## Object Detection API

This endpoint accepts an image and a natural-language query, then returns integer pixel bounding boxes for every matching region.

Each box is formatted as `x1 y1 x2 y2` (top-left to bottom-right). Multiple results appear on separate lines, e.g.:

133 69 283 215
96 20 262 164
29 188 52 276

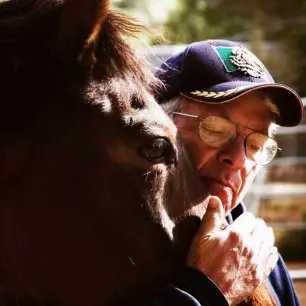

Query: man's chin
210 193 233 215
202 182 235 214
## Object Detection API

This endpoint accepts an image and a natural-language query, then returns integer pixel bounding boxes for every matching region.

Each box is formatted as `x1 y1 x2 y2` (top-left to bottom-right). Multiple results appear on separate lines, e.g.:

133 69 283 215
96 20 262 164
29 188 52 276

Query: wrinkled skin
187 197 278 306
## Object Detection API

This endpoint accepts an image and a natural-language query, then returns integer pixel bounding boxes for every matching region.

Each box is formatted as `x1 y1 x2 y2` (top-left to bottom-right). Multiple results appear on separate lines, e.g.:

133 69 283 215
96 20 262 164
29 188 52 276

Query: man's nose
217 136 249 168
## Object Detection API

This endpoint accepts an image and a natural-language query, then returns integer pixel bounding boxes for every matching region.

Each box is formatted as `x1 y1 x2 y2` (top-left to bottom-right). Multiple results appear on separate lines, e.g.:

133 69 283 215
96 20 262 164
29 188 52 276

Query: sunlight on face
174 92 276 214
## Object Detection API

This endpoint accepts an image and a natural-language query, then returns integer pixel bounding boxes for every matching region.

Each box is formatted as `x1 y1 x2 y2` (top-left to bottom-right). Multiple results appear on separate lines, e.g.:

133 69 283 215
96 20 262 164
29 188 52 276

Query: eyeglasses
172 111 279 166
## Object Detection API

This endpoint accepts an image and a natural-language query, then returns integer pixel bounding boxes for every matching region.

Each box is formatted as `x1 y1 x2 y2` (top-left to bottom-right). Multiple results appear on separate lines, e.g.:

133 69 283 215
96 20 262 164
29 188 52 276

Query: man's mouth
215 179 235 191
202 177 236 193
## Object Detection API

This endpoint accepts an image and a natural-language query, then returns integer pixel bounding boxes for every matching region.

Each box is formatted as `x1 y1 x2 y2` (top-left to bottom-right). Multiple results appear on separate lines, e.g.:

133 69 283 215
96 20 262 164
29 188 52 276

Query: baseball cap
155 39 304 127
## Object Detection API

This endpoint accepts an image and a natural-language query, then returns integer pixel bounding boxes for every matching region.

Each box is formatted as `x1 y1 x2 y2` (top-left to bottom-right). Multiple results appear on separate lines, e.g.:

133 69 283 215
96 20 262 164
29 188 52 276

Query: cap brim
181 83 304 127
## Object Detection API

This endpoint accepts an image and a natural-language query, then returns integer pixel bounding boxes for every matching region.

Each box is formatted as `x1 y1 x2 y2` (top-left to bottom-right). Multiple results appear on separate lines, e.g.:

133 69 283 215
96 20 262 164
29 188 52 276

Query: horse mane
0 0 160 132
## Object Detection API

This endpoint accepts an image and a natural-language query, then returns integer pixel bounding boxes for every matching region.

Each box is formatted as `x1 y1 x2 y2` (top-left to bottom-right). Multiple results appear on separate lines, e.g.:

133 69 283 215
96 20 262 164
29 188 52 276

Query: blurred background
112 0 306 303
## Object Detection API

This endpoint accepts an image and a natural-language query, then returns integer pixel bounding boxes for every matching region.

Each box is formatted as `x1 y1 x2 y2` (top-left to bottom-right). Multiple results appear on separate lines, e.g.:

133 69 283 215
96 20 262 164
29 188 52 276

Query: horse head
0 0 207 305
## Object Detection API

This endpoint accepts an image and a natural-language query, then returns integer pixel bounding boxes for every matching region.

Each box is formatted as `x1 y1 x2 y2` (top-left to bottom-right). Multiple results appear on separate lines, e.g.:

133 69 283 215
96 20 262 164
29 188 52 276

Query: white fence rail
289 269 306 280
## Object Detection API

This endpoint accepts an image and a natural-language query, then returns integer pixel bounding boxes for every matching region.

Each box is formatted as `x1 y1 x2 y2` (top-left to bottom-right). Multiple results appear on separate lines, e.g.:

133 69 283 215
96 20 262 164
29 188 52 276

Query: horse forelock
0 0 161 134
88 11 160 105
0 1 151 82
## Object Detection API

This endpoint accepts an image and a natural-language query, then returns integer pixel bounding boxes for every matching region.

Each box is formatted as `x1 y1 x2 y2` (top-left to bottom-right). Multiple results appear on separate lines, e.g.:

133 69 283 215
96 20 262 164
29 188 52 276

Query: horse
0 0 209 305
0 0 276 305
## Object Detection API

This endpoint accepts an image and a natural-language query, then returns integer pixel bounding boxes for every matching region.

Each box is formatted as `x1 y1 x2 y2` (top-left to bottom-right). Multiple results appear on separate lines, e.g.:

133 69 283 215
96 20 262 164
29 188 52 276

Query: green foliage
165 0 208 43
111 0 172 45
112 0 306 94
164 0 306 95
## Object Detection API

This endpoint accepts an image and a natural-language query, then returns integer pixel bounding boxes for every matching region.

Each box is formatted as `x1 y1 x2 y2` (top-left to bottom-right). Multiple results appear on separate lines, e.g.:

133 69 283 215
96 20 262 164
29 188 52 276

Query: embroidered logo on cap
214 46 265 78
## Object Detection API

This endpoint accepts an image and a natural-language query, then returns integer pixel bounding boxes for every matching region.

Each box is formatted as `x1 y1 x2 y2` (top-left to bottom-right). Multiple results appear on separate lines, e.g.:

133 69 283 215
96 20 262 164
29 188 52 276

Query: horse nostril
138 137 177 165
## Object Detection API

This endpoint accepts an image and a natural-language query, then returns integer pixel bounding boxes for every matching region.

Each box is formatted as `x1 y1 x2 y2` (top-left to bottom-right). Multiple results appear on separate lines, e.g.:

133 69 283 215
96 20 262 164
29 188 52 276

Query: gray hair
251 91 280 135
161 95 185 118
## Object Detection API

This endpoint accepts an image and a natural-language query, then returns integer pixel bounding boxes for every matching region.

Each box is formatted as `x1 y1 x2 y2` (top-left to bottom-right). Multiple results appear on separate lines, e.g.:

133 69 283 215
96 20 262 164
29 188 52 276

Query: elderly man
146 40 304 305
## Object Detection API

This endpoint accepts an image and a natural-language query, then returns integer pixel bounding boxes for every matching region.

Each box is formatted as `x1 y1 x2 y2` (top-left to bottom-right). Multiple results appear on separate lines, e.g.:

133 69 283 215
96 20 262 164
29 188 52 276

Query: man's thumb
198 196 225 235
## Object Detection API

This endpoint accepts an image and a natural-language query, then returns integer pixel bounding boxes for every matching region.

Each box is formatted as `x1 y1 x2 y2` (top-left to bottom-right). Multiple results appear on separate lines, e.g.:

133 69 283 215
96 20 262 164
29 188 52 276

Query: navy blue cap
155 39 304 127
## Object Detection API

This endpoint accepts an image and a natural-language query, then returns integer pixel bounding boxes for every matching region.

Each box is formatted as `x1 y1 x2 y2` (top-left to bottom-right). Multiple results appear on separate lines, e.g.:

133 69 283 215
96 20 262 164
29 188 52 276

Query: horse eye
138 137 177 165
130 95 144 109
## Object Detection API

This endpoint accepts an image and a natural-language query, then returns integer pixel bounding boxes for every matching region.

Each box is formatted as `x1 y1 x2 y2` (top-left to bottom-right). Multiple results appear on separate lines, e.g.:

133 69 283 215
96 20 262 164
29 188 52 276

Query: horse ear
57 0 110 54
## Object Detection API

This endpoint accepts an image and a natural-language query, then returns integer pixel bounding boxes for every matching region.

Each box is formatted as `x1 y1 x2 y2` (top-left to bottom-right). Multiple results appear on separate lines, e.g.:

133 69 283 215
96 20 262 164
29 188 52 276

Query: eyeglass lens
199 116 278 165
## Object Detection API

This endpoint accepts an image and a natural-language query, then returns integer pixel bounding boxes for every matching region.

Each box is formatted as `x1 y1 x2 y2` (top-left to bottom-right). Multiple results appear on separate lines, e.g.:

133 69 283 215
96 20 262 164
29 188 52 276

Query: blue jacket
141 203 300 306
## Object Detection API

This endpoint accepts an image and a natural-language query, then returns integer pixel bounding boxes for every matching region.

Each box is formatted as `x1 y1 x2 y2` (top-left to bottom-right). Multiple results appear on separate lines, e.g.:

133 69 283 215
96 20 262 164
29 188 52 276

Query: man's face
174 93 275 214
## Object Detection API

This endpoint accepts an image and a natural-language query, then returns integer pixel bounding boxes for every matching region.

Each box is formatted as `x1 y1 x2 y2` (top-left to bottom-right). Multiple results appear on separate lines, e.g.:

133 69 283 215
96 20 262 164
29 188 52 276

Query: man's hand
187 196 278 306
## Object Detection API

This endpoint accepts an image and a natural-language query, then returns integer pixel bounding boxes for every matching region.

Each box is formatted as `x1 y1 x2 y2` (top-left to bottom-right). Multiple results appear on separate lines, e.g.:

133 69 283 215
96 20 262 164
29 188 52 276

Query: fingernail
208 197 218 208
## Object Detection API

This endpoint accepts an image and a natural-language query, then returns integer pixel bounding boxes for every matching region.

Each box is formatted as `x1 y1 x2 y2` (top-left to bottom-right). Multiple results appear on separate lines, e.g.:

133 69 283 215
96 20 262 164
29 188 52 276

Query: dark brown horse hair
0 0 161 133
